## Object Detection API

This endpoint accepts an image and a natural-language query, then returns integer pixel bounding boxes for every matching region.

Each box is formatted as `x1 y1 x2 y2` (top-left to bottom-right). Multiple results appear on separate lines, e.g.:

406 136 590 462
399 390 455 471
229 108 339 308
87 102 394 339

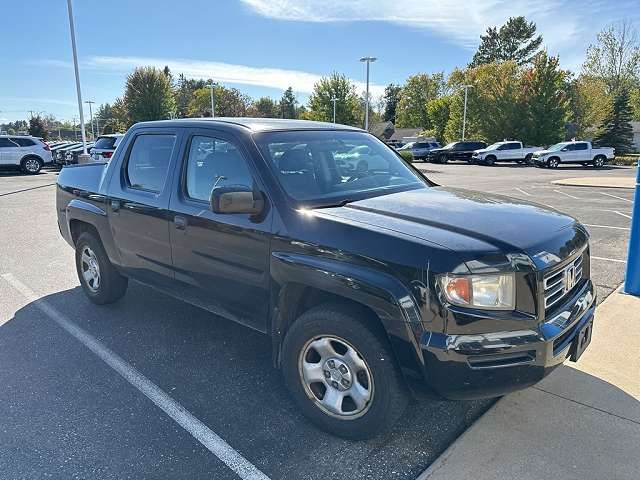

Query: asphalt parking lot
0 162 635 479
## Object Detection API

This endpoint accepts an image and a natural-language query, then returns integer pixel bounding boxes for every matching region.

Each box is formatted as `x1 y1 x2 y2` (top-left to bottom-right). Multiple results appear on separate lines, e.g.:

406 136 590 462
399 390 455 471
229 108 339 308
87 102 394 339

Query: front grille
543 253 584 310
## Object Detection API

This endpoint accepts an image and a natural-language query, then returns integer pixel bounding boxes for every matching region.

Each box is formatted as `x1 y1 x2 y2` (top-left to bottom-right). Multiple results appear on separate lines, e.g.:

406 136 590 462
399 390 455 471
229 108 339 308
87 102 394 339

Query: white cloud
84 55 385 97
240 0 639 67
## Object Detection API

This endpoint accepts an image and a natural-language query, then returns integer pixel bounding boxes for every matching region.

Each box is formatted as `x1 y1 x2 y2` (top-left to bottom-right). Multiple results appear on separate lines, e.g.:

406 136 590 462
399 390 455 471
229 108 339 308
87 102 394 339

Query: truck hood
534 149 554 156
317 187 585 269
473 148 495 155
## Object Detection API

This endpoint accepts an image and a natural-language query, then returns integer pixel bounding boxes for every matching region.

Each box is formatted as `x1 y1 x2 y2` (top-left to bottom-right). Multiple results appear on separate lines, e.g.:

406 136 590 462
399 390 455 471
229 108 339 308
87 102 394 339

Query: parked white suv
472 141 541 165
0 135 53 174
532 141 615 168
91 134 124 162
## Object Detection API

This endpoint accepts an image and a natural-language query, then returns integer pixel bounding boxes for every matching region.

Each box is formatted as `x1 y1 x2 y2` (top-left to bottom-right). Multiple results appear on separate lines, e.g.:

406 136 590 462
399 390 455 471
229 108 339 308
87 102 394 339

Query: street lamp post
66 0 88 157
85 100 95 140
206 84 216 117
359 56 377 131
330 96 338 123
461 84 472 141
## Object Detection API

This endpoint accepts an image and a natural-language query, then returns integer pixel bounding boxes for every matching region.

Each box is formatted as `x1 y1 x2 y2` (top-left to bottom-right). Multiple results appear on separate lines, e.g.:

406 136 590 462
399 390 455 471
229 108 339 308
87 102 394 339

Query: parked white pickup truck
532 141 614 168
471 141 541 165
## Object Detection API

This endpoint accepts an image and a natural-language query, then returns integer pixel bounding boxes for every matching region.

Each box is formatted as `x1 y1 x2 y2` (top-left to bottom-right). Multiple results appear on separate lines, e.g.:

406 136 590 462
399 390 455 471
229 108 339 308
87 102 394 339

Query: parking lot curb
551 177 635 189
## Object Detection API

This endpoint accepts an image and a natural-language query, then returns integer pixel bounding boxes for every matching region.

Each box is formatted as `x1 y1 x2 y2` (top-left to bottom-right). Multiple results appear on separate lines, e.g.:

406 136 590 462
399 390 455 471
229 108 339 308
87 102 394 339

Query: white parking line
583 224 630 231
553 189 580 200
514 187 531 196
591 256 627 263
612 211 632 219
1 273 271 480
599 192 633 203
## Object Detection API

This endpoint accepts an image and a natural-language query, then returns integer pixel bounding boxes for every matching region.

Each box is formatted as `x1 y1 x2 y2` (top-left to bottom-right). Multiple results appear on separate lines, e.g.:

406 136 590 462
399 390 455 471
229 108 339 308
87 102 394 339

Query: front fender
270 252 427 383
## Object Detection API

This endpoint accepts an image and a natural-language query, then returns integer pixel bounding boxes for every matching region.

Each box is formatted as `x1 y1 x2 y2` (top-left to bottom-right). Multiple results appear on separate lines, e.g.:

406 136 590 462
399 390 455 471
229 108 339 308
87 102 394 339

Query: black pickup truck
56 118 595 439
425 140 487 163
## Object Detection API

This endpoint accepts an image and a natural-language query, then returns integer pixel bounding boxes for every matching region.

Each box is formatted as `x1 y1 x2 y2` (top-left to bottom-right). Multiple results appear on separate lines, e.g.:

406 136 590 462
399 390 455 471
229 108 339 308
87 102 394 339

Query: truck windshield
254 130 428 207
548 142 569 151
485 143 502 150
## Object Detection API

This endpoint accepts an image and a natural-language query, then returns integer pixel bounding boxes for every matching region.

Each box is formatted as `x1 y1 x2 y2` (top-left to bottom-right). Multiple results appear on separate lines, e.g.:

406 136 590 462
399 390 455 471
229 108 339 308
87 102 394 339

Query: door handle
174 215 187 230
110 200 121 212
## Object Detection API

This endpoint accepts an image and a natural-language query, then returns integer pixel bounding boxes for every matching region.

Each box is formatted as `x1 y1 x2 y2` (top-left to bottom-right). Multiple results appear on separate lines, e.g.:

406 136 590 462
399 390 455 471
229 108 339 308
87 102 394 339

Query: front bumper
419 279 596 400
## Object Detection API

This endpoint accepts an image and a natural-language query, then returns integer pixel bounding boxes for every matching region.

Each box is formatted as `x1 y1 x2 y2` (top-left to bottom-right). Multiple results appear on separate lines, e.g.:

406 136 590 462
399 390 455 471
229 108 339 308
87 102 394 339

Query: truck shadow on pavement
2 282 494 480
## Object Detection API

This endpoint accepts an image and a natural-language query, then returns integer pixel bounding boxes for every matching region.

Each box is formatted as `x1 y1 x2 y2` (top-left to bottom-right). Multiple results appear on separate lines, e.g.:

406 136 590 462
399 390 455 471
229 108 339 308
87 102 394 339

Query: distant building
370 121 431 146
632 121 640 151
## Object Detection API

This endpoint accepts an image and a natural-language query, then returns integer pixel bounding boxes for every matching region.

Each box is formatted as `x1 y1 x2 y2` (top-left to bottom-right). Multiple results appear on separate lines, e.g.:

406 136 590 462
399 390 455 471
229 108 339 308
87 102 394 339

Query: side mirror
210 185 264 215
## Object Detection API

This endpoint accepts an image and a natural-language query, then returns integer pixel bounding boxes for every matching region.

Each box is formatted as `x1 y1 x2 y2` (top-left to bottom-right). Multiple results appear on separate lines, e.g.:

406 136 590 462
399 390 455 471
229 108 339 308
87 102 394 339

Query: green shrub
612 154 639 166
398 150 414 162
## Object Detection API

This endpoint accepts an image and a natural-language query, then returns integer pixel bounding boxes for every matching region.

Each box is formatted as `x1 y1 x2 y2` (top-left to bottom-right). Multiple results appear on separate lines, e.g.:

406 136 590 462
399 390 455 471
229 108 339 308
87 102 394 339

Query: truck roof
133 117 364 133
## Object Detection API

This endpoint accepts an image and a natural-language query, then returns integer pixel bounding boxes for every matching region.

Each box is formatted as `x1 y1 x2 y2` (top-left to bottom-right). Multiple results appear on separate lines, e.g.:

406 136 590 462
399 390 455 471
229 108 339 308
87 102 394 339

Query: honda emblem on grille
565 265 576 293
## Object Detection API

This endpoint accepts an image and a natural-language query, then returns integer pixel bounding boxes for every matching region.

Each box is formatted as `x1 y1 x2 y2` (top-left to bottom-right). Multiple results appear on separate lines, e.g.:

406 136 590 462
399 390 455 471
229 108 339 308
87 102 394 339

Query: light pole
206 84 216 117
359 56 377 131
330 96 338 123
66 0 88 156
85 100 95 140
461 84 472 141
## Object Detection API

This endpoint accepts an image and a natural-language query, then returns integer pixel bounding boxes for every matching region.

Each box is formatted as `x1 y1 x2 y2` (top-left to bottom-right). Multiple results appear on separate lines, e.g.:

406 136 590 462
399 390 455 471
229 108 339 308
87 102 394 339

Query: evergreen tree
28 116 47 139
279 87 298 119
471 16 543 67
382 83 402 123
593 88 635 153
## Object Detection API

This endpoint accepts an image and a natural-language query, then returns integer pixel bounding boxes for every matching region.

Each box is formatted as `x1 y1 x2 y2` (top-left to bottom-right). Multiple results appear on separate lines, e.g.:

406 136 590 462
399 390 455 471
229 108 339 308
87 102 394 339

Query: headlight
439 273 515 310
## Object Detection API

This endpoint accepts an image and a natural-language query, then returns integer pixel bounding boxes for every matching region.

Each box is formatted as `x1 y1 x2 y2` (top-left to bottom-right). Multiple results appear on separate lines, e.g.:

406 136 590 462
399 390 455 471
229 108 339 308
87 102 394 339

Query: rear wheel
547 157 560 168
75 232 128 304
281 303 409 440
524 154 533 165
21 156 43 174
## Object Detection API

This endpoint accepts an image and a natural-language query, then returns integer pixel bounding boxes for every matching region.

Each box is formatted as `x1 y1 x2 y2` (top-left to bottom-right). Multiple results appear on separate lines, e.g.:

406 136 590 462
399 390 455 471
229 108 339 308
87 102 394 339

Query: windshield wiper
312 198 356 209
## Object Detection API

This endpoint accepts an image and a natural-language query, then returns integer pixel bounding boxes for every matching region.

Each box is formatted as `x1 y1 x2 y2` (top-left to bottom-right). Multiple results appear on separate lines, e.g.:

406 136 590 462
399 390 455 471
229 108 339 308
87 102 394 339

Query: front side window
254 130 427 206
185 135 253 202
125 134 176 192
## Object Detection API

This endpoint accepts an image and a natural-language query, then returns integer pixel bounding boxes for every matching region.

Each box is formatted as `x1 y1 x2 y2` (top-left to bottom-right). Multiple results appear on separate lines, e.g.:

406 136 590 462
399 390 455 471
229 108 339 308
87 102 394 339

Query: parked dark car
426 141 487 163
56 118 595 439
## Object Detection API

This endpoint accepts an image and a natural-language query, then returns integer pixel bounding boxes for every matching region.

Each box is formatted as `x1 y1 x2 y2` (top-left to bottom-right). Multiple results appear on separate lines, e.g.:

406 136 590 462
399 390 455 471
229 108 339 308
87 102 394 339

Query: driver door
168 130 272 332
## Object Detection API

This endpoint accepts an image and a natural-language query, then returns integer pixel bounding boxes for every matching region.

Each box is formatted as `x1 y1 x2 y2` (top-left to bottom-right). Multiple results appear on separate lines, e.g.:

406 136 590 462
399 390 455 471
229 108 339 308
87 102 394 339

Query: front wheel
438 154 448 164
593 156 605 168
281 303 409 440
75 232 128 304
484 155 496 166
547 157 560 168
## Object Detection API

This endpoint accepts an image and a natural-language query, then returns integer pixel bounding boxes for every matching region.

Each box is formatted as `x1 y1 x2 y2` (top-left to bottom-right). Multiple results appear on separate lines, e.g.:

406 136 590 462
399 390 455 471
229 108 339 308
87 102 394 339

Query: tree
28 116 47 139
593 88 635 153
187 85 250 117
249 97 278 118
425 95 452 142
583 21 640 93
395 73 445 128
520 52 570 145
174 74 208 118
123 66 176 125
567 75 610 138
279 87 298 119
470 16 543 67
306 73 361 125
382 83 402 123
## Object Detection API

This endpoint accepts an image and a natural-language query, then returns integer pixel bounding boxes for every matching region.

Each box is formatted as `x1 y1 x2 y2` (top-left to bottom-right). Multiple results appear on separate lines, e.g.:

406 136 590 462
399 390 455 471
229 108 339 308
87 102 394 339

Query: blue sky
1 0 638 123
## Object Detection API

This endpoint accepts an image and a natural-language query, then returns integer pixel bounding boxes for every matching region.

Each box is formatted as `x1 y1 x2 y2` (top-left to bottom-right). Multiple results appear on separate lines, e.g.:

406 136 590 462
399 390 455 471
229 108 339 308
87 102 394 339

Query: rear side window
11 138 36 147
574 143 588 150
125 134 176 192
94 136 117 149
185 135 253 202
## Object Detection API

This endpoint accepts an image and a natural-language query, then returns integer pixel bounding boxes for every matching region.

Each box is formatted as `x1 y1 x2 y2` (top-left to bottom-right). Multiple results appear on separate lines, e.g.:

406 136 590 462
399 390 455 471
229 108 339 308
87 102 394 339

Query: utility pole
206 84 216 117
359 56 377 131
66 0 88 157
330 96 338 123
85 100 95 140
461 85 472 141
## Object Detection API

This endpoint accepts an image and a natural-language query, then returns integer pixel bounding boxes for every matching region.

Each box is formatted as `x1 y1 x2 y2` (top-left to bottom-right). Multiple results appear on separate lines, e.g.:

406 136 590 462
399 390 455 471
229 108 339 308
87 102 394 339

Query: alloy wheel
80 246 101 292
299 336 374 419
24 158 40 173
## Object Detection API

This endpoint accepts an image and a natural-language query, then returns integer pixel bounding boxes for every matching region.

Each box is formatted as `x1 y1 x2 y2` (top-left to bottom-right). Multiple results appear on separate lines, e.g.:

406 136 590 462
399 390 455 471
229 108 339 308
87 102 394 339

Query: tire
21 156 43 174
281 303 409 440
75 231 128 304
593 155 605 168
524 154 533 165
484 155 496 166
438 154 448 164
547 157 560 168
